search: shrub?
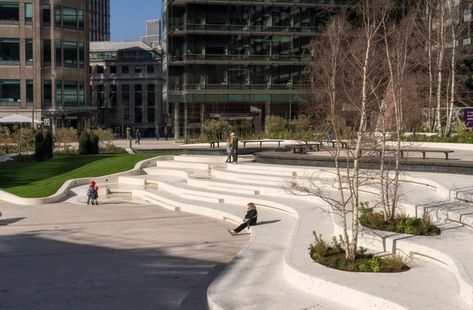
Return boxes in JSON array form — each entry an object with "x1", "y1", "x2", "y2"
[
  {"x1": 290, "y1": 115, "x2": 313, "y2": 140},
  {"x1": 34, "y1": 130, "x2": 53, "y2": 161},
  {"x1": 202, "y1": 119, "x2": 231, "y2": 141},
  {"x1": 13, "y1": 128, "x2": 35, "y2": 154},
  {"x1": 360, "y1": 209, "x2": 440, "y2": 236},
  {"x1": 79, "y1": 131, "x2": 100, "y2": 155},
  {"x1": 309, "y1": 232, "x2": 409, "y2": 272},
  {"x1": 44, "y1": 130, "x2": 53, "y2": 159},
  {"x1": 265, "y1": 115, "x2": 289, "y2": 139},
  {"x1": 55, "y1": 127, "x2": 78, "y2": 144}
]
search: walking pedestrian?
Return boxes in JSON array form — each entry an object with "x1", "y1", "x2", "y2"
[
  {"x1": 135, "y1": 128, "x2": 141, "y2": 144},
  {"x1": 230, "y1": 132, "x2": 239, "y2": 164}
]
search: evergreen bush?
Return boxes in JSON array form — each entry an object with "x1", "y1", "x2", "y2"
[{"x1": 79, "y1": 131, "x2": 100, "y2": 155}]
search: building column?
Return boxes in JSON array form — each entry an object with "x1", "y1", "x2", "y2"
[
  {"x1": 200, "y1": 103, "x2": 205, "y2": 136},
  {"x1": 129, "y1": 84, "x2": 135, "y2": 127},
  {"x1": 183, "y1": 102, "x2": 188, "y2": 139},
  {"x1": 264, "y1": 102, "x2": 271, "y2": 132},
  {"x1": 142, "y1": 83, "x2": 148, "y2": 125},
  {"x1": 173, "y1": 102, "x2": 180, "y2": 139}
]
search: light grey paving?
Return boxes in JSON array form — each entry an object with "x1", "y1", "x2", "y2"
[{"x1": 0, "y1": 201, "x2": 248, "y2": 310}]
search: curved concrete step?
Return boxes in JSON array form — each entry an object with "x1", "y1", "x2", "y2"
[{"x1": 120, "y1": 158, "x2": 472, "y2": 309}]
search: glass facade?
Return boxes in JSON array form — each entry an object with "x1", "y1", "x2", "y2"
[{"x1": 163, "y1": 0, "x2": 352, "y2": 137}]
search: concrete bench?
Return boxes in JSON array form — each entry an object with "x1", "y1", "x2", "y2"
[
  {"x1": 286, "y1": 143, "x2": 321, "y2": 153},
  {"x1": 242, "y1": 139, "x2": 284, "y2": 148}
]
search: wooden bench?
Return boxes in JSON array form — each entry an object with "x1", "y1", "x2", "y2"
[
  {"x1": 242, "y1": 139, "x2": 284, "y2": 148},
  {"x1": 366, "y1": 148, "x2": 454, "y2": 160},
  {"x1": 322, "y1": 140, "x2": 349, "y2": 149},
  {"x1": 400, "y1": 148, "x2": 454, "y2": 160},
  {"x1": 209, "y1": 141, "x2": 220, "y2": 148}
]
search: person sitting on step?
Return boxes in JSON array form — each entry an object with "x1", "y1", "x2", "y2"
[{"x1": 228, "y1": 202, "x2": 258, "y2": 235}]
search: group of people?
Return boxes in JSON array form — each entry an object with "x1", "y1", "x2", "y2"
[
  {"x1": 225, "y1": 132, "x2": 239, "y2": 164},
  {"x1": 86, "y1": 180, "x2": 99, "y2": 205}
]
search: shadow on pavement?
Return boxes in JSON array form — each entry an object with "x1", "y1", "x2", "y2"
[
  {"x1": 0, "y1": 232, "x2": 231, "y2": 310},
  {"x1": 0, "y1": 217, "x2": 25, "y2": 226}
]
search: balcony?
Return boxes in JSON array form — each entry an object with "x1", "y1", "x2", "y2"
[
  {"x1": 168, "y1": 53, "x2": 310, "y2": 64},
  {"x1": 169, "y1": 83, "x2": 300, "y2": 91},
  {"x1": 169, "y1": 23, "x2": 323, "y2": 34}
]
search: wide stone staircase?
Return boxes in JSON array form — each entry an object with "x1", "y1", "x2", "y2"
[{"x1": 73, "y1": 155, "x2": 473, "y2": 310}]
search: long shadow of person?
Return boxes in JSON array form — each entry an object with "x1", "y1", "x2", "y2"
[{"x1": 0, "y1": 217, "x2": 26, "y2": 226}]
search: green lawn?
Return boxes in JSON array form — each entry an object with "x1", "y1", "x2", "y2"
[{"x1": 0, "y1": 153, "x2": 171, "y2": 198}]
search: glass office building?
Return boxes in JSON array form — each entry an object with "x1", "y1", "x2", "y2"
[{"x1": 162, "y1": 0, "x2": 353, "y2": 138}]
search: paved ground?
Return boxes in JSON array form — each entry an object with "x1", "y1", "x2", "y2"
[{"x1": 0, "y1": 201, "x2": 248, "y2": 310}]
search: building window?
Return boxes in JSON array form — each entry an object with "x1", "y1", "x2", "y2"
[
  {"x1": 55, "y1": 5, "x2": 61, "y2": 28},
  {"x1": 55, "y1": 40, "x2": 62, "y2": 67},
  {"x1": 43, "y1": 39, "x2": 51, "y2": 66},
  {"x1": 110, "y1": 85, "x2": 117, "y2": 107},
  {"x1": 63, "y1": 42, "x2": 77, "y2": 68},
  {"x1": 0, "y1": 3, "x2": 19, "y2": 24},
  {"x1": 147, "y1": 65, "x2": 154, "y2": 73},
  {"x1": 122, "y1": 65, "x2": 129, "y2": 73},
  {"x1": 64, "y1": 81, "x2": 78, "y2": 106},
  {"x1": 134, "y1": 84, "x2": 143, "y2": 123},
  {"x1": 0, "y1": 80, "x2": 20, "y2": 106},
  {"x1": 122, "y1": 84, "x2": 130, "y2": 123},
  {"x1": 110, "y1": 65, "x2": 116, "y2": 74},
  {"x1": 0, "y1": 38, "x2": 20, "y2": 64},
  {"x1": 62, "y1": 7, "x2": 77, "y2": 29},
  {"x1": 43, "y1": 80, "x2": 52, "y2": 108},
  {"x1": 26, "y1": 80, "x2": 34, "y2": 106},
  {"x1": 78, "y1": 43, "x2": 84, "y2": 68},
  {"x1": 96, "y1": 84, "x2": 105, "y2": 107},
  {"x1": 147, "y1": 84, "x2": 155, "y2": 123},
  {"x1": 25, "y1": 38, "x2": 33, "y2": 64},
  {"x1": 135, "y1": 65, "x2": 142, "y2": 73},
  {"x1": 41, "y1": 4, "x2": 50, "y2": 27},
  {"x1": 78, "y1": 9, "x2": 84, "y2": 31},
  {"x1": 96, "y1": 65, "x2": 104, "y2": 74},
  {"x1": 24, "y1": 3, "x2": 33, "y2": 24},
  {"x1": 56, "y1": 80, "x2": 62, "y2": 106},
  {"x1": 79, "y1": 81, "x2": 85, "y2": 105}
]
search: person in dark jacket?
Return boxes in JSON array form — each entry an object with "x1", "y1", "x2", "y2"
[
  {"x1": 230, "y1": 132, "x2": 239, "y2": 164},
  {"x1": 228, "y1": 202, "x2": 258, "y2": 235}
]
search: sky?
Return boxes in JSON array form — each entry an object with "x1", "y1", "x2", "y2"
[{"x1": 111, "y1": 0, "x2": 162, "y2": 41}]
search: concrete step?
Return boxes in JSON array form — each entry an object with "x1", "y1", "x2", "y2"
[
  {"x1": 455, "y1": 187, "x2": 473, "y2": 203},
  {"x1": 417, "y1": 201, "x2": 473, "y2": 229},
  {"x1": 155, "y1": 160, "x2": 211, "y2": 170}
]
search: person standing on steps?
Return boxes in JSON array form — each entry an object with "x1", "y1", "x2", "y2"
[
  {"x1": 230, "y1": 132, "x2": 239, "y2": 164},
  {"x1": 228, "y1": 203, "x2": 258, "y2": 235},
  {"x1": 225, "y1": 134, "x2": 233, "y2": 163}
]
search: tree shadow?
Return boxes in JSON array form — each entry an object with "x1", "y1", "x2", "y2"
[{"x1": 0, "y1": 232, "x2": 234, "y2": 310}]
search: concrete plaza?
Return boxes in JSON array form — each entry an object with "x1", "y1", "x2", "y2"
[{"x1": 0, "y1": 200, "x2": 248, "y2": 310}]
